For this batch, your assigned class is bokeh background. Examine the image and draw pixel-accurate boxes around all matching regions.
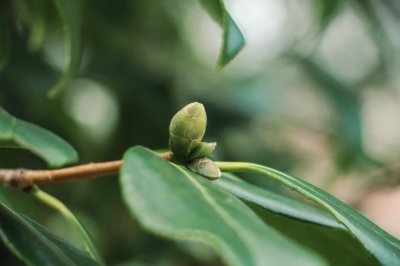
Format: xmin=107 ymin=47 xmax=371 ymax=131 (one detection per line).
xmin=1 ymin=0 xmax=400 ymax=265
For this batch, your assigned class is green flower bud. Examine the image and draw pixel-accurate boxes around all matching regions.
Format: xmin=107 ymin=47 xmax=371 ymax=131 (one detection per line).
xmin=169 ymin=102 xmax=207 ymax=162
xmin=188 ymin=157 xmax=221 ymax=180
xmin=189 ymin=142 xmax=216 ymax=160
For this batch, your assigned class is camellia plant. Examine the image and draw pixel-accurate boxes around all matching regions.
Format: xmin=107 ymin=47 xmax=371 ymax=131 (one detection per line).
xmin=0 ymin=102 xmax=399 ymax=266
xmin=2 ymin=0 xmax=400 ymax=265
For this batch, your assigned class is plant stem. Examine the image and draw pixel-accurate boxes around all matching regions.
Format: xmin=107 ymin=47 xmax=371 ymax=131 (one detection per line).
xmin=0 ymin=152 xmax=171 ymax=188
xmin=31 ymin=187 xmax=104 ymax=265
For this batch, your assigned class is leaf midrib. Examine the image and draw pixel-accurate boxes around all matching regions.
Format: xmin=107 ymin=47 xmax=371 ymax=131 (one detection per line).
xmin=172 ymin=164 xmax=253 ymax=265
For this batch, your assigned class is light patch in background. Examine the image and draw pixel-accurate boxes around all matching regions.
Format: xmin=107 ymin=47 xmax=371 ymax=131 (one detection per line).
xmin=316 ymin=8 xmax=378 ymax=83
xmin=362 ymin=89 xmax=400 ymax=161
xmin=225 ymin=0 xmax=287 ymax=65
xmin=183 ymin=4 xmax=220 ymax=68
xmin=41 ymin=31 xmax=89 ymax=72
xmin=42 ymin=31 xmax=66 ymax=71
xmin=63 ymin=79 xmax=119 ymax=142
xmin=184 ymin=0 xmax=288 ymax=72
xmin=361 ymin=187 xmax=400 ymax=238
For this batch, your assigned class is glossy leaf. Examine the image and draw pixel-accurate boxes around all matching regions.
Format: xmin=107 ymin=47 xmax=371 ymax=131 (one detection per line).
xmin=0 ymin=203 xmax=74 ymax=266
xmin=216 ymin=161 xmax=400 ymax=266
xmin=120 ymin=146 xmax=325 ymax=266
xmin=0 ymin=107 xmax=78 ymax=167
xmin=47 ymin=0 xmax=85 ymax=97
xmin=215 ymin=173 xmax=344 ymax=230
xmin=198 ymin=0 xmax=245 ymax=70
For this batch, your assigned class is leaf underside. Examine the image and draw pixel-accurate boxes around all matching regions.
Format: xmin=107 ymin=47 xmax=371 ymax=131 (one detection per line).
xmin=47 ymin=0 xmax=85 ymax=97
xmin=0 ymin=107 xmax=78 ymax=167
xmin=198 ymin=0 xmax=245 ymax=70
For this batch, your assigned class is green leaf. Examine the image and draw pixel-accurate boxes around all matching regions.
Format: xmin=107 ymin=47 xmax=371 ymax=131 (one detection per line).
xmin=26 ymin=217 xmax=100 ymax=266
xmin=0 ymin=107 xmax=78 ymax=167
xmin=0 ymin=107 xmax=15 ymax=138
xmin=25 ymin=0 xmax=49 ymax=51
xmin=47 ymin=0 xmax=85 ymax=98
xmin=251 ymin=204 xmax=380 ymax=266
xmin=120 ymin=146 xmax=326 ymax=266
xmin=215 ymin=173 xmax=344 ymax=230
xmin=198 ymin=0 xmax=245 ymax=70
xmin=217 ymin=174 xmax=379 ymax=265
xmin=0 ymin=203 xmax=74 ymax=266
xmin=216 ymin=162 xmax=400 ymax=266
xmin=31 ymin=187 xmax=104 ymax=264
xmin=315 ymin=0 xmax=342 ymax=31
xmin=0 ymin=202 xmax=100 ymax=266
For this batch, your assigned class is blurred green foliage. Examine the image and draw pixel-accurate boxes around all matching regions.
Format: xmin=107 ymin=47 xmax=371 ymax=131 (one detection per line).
xmin=1 ymin=0 xmax=400 ymax=264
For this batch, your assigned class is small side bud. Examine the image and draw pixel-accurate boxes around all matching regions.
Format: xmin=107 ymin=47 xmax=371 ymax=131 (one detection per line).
xmin=189 ymin=142 xmax=216 ymax=160
xmin=188 ymin=157 xmax=221 ymax=180
xmin=169 ymin=102 xmax=207 ymax=162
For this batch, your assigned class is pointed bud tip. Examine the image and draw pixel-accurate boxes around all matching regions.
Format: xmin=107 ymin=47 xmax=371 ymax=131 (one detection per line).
xmin=169 ymin=102 xmax=207 ymax=162
xmin=183 ymin=102 xmax=205 ymax=116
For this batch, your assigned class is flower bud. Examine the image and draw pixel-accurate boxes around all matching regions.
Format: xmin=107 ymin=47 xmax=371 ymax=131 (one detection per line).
xmin=188 ymin=157 xmax=221 ymax=180
xmin=189 ymin=142 xmax=216 ymax=160
xmin=169 ymin=102 xmax=206 ymax=162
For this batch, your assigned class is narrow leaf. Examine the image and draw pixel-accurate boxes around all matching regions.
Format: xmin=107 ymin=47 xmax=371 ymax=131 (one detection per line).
xmin=26 ymin=218 xmax=100 ymax=266
xmin=120 ymin=146 xmax=325 ymax=266
xmin=199 ymin=0 xmax=245 ymax=70
xmin=216 ymin=161 xmax=400 ymax=266
xmin=0 ymin=203 xmax=74 ymax=266
xmin=25 ymin=0 xmax=49 ymax=51
xmin=0 ymin=107 xmax=78 ymax=167
xmin=47 ymin=0 xmax=85 ymax=97
xmin=251 ymin=204 xmax=380 ymax=266
xmin=215 ymin=173 xmax=344 ymax=230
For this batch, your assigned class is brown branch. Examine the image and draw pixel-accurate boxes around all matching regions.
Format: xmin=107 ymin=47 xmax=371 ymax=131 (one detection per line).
xmin=0 ymin=152 xmax=171 ymax=189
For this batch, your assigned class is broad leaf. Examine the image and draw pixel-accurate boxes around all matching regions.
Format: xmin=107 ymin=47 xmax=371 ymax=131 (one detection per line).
xmin=0 ymin=203 xmax=74 ymax=266
xmin=120 ymin=146 xmax=325 ymax=266
xmin=0 ymin=107 xmax=78 ymax=167
xmin=215 ymin=173 xmax=344 ymax=229
xmin=199 ymin=0 xmax=245 ymax=70
xmin=215 ymin=162 xmax=400 ymax=266
xmin=47 ymin=0 xmax=85 ymax=97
